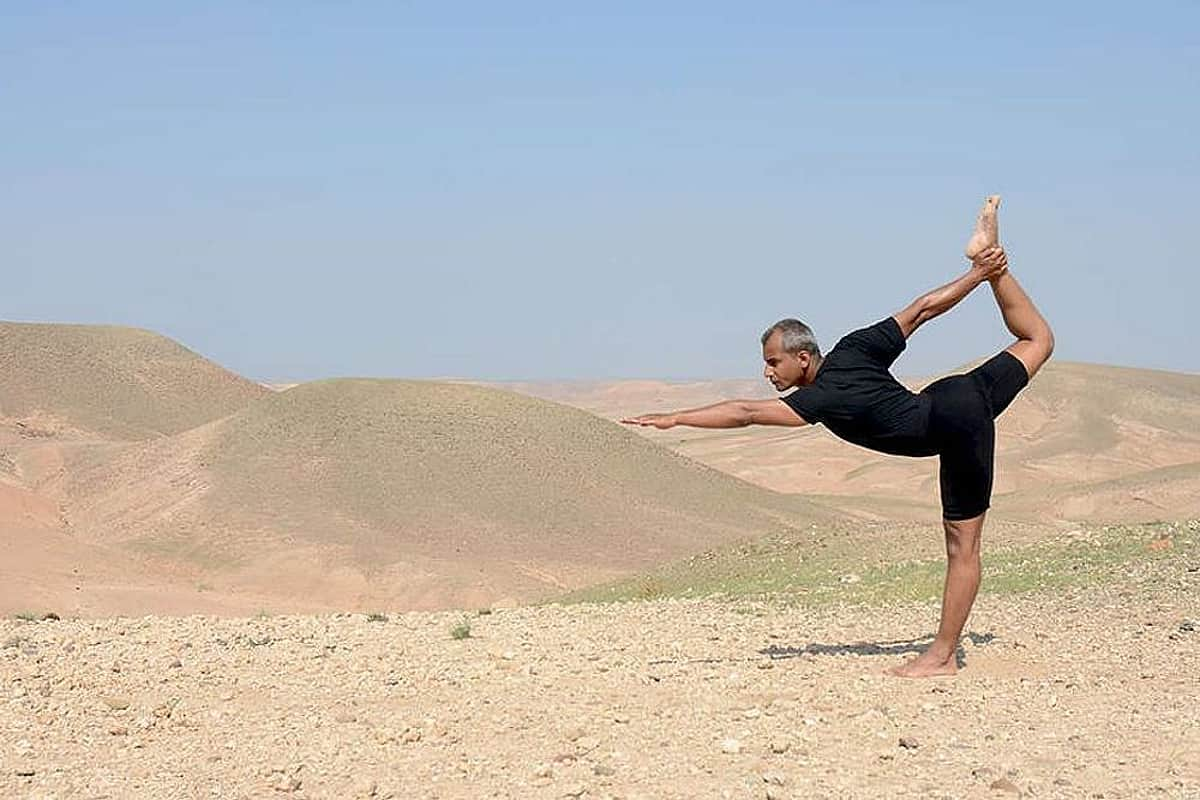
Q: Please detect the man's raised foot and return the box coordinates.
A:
[965,195,1001,259]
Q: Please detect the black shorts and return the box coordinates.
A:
[919,351,1030,521]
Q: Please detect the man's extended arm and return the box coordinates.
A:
[621,399,807,430]
[892,247,1008,339]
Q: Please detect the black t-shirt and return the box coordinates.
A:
[782,318,937,457]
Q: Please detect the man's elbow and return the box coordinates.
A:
[732,401,755,427]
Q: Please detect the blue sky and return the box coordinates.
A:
[3,2,1196,381]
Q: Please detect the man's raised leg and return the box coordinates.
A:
[989,268,1055,379]
[889,513,985,678]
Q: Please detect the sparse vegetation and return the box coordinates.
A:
[450,617,472,640]
[557,520,1198,607]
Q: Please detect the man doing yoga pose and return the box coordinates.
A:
[622,197,1054,678]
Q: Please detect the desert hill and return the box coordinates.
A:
[13,377,832,615]
[506,361,1200,524]
[0,321,269,441]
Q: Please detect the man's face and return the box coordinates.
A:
[762,331,812,391]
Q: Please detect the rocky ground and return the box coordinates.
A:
[2,566,1198,800]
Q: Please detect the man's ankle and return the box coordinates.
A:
[926,642,958,663]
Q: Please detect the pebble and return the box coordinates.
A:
[899,736,920,749]
[769,739,790,754]
[761,770,786,786]
[720,738,742,754]
[990,777,1021,795]
[766,788,787,800]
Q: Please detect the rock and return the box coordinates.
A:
[168,658,182,669]
[613,712,631,724]
[593,763,617,776]
[14,767,35,777]
[272,774,302,793]
[351,778,378,798]
[108,725,129,736]
[720,737,742,754]
[533,764,554,779]
[565,726,587,742]
[561,783,586,798]
[1180,619,1198,633]
[989,777,1021,794]
[766,787,787,800]
[102,695,131,711]
[575,735,601,753]
[335,711,357,724]
[761,770,786,785]
[743,707,761,720]
[769,738,790,754]
[899,736,920,749]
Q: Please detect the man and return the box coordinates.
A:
[622,198,1054,678]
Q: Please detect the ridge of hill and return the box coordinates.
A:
[0,321,269,441]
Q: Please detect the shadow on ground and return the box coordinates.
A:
[760,632,996,669]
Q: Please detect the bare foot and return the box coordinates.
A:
[887,651,957,679]
[964,195,1001,259]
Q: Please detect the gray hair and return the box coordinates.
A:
[761,318,820,356]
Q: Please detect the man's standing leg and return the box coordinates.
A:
[890,513,985,677]
[890,257,1054,679]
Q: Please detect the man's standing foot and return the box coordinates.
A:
[965,195,1001,258]
[887,649,957,678]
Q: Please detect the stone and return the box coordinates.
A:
[721,738,742,754]
[103,695,132,711]
[989,777,1021,795]
[761,770,786,786]
[899,736,920,749]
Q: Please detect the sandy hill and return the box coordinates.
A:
[507,361,1200,524]
[31,379,832,615]
[0,321,269,441]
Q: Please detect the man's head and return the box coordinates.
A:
[761,319,821,391]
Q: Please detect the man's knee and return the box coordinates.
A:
[943,517,983,559]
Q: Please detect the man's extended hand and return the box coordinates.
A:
[620,413,678,429]
[972,246,1009,281]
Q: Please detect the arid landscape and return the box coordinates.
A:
[2,321,1198,798]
